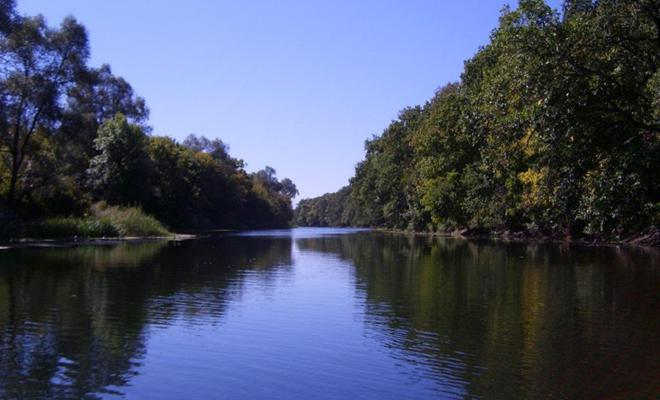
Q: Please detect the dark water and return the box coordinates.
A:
[0,228,658,399]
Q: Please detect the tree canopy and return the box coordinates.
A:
[296,0,659,241]
[0,4,297,235]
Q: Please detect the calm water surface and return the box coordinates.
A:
[0,228,658,399]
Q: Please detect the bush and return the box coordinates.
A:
[26,217,119,239]
[95,204,170,237]
[25,204,170,239]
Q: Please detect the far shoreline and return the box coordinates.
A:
[371,227,660,249]
[2,227,658,251]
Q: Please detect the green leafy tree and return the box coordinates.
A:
[0,14,89,206]
[299,0,659,241]
[58,64,150,175]
[0,4,299,237]
[87,114,150,205]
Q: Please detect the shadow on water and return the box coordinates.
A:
[295,233,660,399]
[0,236,293,399]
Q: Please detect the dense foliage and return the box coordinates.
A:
[296,0,659,241]
[0,1,297,237]
[294,186,355,227]
[26,204,170,239]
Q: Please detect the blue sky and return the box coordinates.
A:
[18,0,562,201]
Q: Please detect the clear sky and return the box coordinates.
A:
[17,0,561,201]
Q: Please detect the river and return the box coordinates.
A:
[0,228,658,399]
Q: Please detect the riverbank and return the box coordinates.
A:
[0,204,172,244]
[0,233,197,250]
[374,227,660,248]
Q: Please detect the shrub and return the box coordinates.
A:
[95,205,170,237]
[26,217,119,239]
[25,204,170,239]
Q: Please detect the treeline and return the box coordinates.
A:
[296,0,659,241]
[295,186,355,227]
[0,0,297,238]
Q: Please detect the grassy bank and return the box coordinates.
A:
[24,204,170,240]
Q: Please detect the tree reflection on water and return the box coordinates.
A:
[0,232,657,399]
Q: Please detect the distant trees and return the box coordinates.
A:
[182,134,237,167]
[279,178,299,199]
[83,116,299,230]
[296,0,659,241]
[246,166,298,228]
[146,134,243,229]
[294,186,354,227]
[0,6,298,235]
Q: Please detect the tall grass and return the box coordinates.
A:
[26,204,170,239]
[95,205,170,237]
